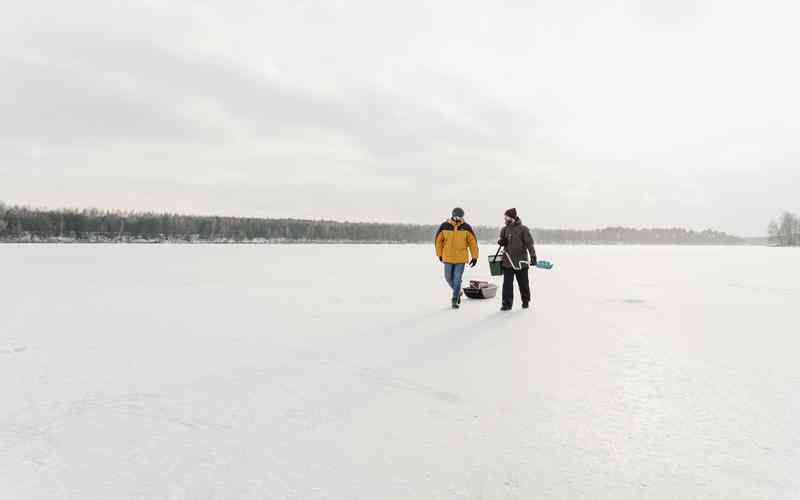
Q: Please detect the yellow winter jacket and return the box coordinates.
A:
[435,219,479,264]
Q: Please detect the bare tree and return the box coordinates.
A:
[779,212,799,246]
[767,220,781,246]
[0,201,6,235]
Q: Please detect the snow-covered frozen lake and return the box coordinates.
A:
[1,244,798,499]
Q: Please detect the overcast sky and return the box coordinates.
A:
[2,0,798,235]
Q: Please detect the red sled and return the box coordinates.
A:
[463,281,498,299]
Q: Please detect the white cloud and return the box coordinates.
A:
[1,0,799,235]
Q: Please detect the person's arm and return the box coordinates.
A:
[523,227,537,264]
[498,226,507,246]
[466,227,479,261]
[435,225,446,260]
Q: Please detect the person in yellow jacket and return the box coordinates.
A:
[435,207,480,309]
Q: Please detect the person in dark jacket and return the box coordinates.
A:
[497,208,537,310]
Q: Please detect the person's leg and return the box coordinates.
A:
[516,267,531,305]
[443,263,454,290]
[451,263,465,299]
[502,267,515,308]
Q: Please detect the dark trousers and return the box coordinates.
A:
[502,266,531,307]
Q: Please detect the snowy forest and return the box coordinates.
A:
[0,203,744,245]
[767,212,800,246]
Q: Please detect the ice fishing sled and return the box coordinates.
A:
[464,280,498,299]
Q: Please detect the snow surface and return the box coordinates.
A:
[1,244,799,499]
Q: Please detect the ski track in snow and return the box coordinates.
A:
[1,244,800,499]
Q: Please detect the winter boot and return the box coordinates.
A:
[522,301,530,309]
[500,304,511,311]
[452,297,460,309]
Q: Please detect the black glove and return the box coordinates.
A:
[497,237,508,246]
[439,256,443,263]
[531,259,538,267]
[469,258,477,268]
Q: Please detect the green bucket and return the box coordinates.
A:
[488,254,504,276]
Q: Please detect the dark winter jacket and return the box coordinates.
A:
[498,219,536,269]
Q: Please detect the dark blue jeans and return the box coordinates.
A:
[443,263,465,299]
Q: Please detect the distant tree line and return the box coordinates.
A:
[0,202,743,245]
[529,227,741,245]
[768,212,800,246]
